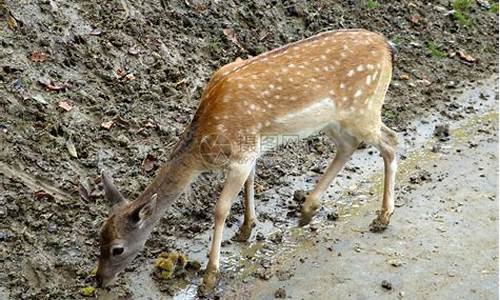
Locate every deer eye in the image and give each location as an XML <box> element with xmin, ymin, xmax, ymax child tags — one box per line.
<box><xmin>111</xmin><ymin>246</ymin><xmax>124</xmax><ymax>256</ymax></box>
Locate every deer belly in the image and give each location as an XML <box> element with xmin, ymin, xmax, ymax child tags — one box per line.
<box><xmin>271</xmin><ymin>96</ymin><xmax>337</xmax><ymax>138</ymax></box>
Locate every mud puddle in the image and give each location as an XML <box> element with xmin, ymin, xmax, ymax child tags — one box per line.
<box><xmin>96</xmin><ymin>76</ymin><xmax>499</xmax><ymax>299</ymax></box>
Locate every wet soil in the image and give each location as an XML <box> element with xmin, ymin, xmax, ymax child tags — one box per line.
<box><xmin>0</xmin><ymin>0</ymin><xmax>498</xmax><ymax>299</ymax></box>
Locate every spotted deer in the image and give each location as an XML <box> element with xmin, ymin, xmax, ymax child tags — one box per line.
<box><xmin>95</xmin><ymin>29</ymin><xmax>398</xmax><ymax>290</ymax></box>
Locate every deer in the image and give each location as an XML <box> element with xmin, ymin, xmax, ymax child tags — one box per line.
<box><xmin>95</xmin><ymin>29</ymin><xmax>398</xmax><ymax>291</ymax></box>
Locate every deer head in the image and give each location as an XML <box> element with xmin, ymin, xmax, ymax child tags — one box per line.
<box><xmin>95</xmin><ymin>171</ymin><xmax>158</xmax><ymax>287</ymax></box>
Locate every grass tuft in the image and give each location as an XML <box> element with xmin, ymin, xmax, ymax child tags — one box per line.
<box><xmin>367</xmin><ymin>0</ymin><xmax>381</xmax><ymax>10</ymax></box>
<box><xmin>427</xmin><ymin>41</ymin><xmax>447</xmax><ymax>58</ymax></box>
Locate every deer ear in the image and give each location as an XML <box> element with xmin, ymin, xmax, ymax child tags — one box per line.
<box><xmin>101</xmin><ymin>170</ymin><xmax>126</xmax><ymax>206</ymax></box>
<box><xmin>130</xmin><ymin>194</ymin><xmax>157</xmax><ymax>226</ymax></box>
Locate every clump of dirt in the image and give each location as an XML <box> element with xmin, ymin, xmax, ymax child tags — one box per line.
<box><xmin>0</xmin><ymin>0</ymin><xmax>498</xmax><ymax>298</ymax></box>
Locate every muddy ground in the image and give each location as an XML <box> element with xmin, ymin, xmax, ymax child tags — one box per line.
<box><xmin>0</xmin><ymin>0</ymin><xmax>498</xmax><ymax>299</ymax></box>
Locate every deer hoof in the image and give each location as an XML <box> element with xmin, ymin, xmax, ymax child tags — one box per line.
<box><xmin>231</xmin><ymin>223</ymin><xmax>255</xmax><ymax>242</ymax></box>
<box><xmin>369</xmin><ymin>211</ymin><xmax>392</xmax><ymax>232</ymax></box>
<box><xmin>299</xmin><ymin>207</ymin><xmax>318</xmax><ymax>226</ymax></box>
<box><xmin>199</xmin><ymin>268</ymin><xmax>219</xmax><ymax>295</ymax></box>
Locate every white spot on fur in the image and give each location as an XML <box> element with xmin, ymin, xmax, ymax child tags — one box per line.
<box><xmin>366</xmin><ymin>75</ymin><xmax>372</xmax><ymax>85</ymax></box>
<box><xmin>347</xmin><ymin>69</ymin><xmax>354</xmax><ymax>77</ymax></box>
<box><xmin>357</xmin><ymin>65</ymin><xmax>365</xmax><ymax>72</ymax></box>
<box><xmin>354</xmin><ymin>89</ymin><xmax>363</xmax><ymax>98</ymax></box>
<box><xmin>340</xmin><ymin>83</ymin><xmax>346</xmax><ymax>89</ymax></box>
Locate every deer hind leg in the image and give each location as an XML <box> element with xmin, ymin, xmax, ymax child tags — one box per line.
<box><xmin>232</xmin><ymin>165</ymin><xmax>256</xmax><ymax>242</ymax></box>
<box><xmin>370</xmin><ymin>124</ymin><xmax>398</xmax><ymax>232</ymax></box>
<box><xmin>300</xmin><ymin>125</ymin><xmax>360</xmax><ymax>226</ymax></box>
<box><xmin>202</xmin><ymin>160</ymin><xmax>255</xmax><ymax>291</ymax></box>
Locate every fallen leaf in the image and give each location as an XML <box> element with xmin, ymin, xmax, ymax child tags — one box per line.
<box><xmin>31</xmin><ymin>94</ymin><xmax>48</xmax><ymax>105</ymax></box>
<box><xmin>116</xmin><ymin>68</ymin><xmax>126</xmax><ymax>78</ymax></box>
<box><xmin>90</xmin><ymin>28</ymin><xmax>103</xmax><ymax>36</ymax></box>
<box><xmin>112</xmin><ymin>115</ymin><xmax>129</xmax><ymax>126</ymax></box>
<box><xmin>31</xmin><ymin>51</ymin><xmax>48</xmax><ymax>62</ymax></box>
<box><xmin>458</xmin><ymin>50</ymin><xmax>476</xmax><ymax>63</ymax></box>
<box><xmin>66</xmin><ymin>139</ymin><xmax>78</xmax><ymax>158</ymax></box>
<box><xmin>79</xmin><ymin>180</ymin><xmax>91</xmax><ymax>202</ymax></box>
<box><xmin>399</xmin><ymin>74</ymin><xmax>410</xmax><ymax>80</ymax></box>
<box><xmin>34</xmin><ymin>190</ymin><xmax>54</xmax><ymax>200</ymax></box>
<box><xmin>101</xmin><ymin>120</ymin><xmax>115</xmax><ymax>130</ymax></box>
<box><xmin>409</xmin><ymin>14</ymin><xmax>422</xmax><ymax>24</ymax></box>
<box><xmin>128</xmin><ymin>45</ymin><xmax>140</xmax><ymax>55</ymax></box>
<box><xmin>142</xmin><ymin>154</ymin><xmax>157</xmax><ymax>173</ymax></box>
<box><xmin>144</xmin><ymin>121</ymin><xmax>157</xmax><ymax>128</ymax></box>
<box><xmin>223</xmin><ymin>28</ymin><xmax>246</xmax><ymax>51</ymax></box>
<box><xmin>58</xmin><ymin>101</ymin><xmax>72</xmax><ymax>112</ymax></box>
<box><xmin>7</xmin><ymin>13</ymin><xmax>18</xmax><ymax>30</ymax></box>
<box><xmin>125</xmin><ymin>73</ymin><xmax>136</xmax><ymax>81</ymax></box>
<box><xmin>38</xmin><ymin>78</ymin><xmax>69</xmax><ymax>92</ymax></box>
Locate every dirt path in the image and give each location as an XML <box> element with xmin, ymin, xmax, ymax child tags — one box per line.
<box><xmin>218</xmin><ymin>79</ymin><xmax>499</xmax><ymax>300</ymax></box>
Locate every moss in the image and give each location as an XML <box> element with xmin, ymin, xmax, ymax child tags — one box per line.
<box><xmin>80</xmin><ymin>286</ymin><xmax>95</xmax><ymax>297</ymax></box>
<box><xmin>155</xmin><ymin>257</ymin><xmax>175</xmax><ymax>272</ymax></box>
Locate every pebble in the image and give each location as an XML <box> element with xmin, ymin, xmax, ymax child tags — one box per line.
<box><xmin>274</xmin><ymin>287</ymin><xmax>286</xmax><ymax>298</ymax></box>
<box><xmin>381</xmin><ymin>280</ymin><xmax>392</xmax><ymax>290</ymax></box>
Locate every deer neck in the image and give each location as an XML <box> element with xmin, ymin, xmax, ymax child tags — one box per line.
<box><xmin>133</xmin><ymin>147</ymin><xmax>199</xmax><ymax>221</ymax></box>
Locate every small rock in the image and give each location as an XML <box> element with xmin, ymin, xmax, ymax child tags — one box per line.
<box><xmin>274</xmin><ymin>287</ymin><xmax>286</xmax><ymax>298</ymax></box>
<box><xmin>293</xmin><ymin>190</ymin><xmax>307</xmax><ymax>203</ymax></box>
<box><xmin>327</xmin><ymin>211</ymin><xmax>339</xmax><ymax>221</ymax></box>
<box><xmin>381</xmin><ymin>280</ymin><xmax>392</xmax><ymax>290</ymax></box>
<box><xmin>256</xmin><ymin>232</ymin><xmax>265</xmax><ymax>241</ymax></box>
<box><xmin>434</xmin><ymin>124</ymin><xmax>450</xmax><ymax>141</ymax></box>
<box><xmin>47</xmin><ymin>223</ymin><xmax>58</xmax><ymax>233</ymax></box>
<box><xmin>388</xmin><ymin>259</ymin><xmax>402</xmax><ymax>267</ymax></box>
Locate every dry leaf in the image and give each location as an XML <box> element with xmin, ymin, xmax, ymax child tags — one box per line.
<box><xmin>142</xmin><ymin>154</ymin><xmax>157</xmax><ymax>173</ymax></box>
<box><xmin>38</xmin><ymin>78</ymin><xmax>69</xmax><ymax>92</ymax></box>
<box><xmin>458</xmin><ymin>50</ymin><xmax>476</xmax><ymax>63</ymax></box>
<box><xmin>410</xmin><ymin>15</ymin><xmax>422</xmax><ymax>24</ymax></box>
<box><xmin>125</xmin><ymin>73</ymin><xmax>136</xmax><ymax>81</ymax></box>
<box><xmin>90</xmin><ymin>28</ymin><xmax>103</xmax><ymax>36</ymax></box>
<box><xmin>223</xmin><ymin>28</ymin><xmax>246</xmax><ymax>51</ymax></box>
<box><xmin>7</xmin><ymin>13</ymin><xmax>18</xmax><ymax>30</ymax></box>
<box><xmin>66</xmin><ymin>139</ymin><xmax>78</xmax><ymax>158</ymax></box>
<box><xmin>399</xmin><ymin>74</ymin><xmax>410</xmax><ymax>80</ymax></box>
<box><xmin>101</xmin><ymin>120</ymin><xmax>115</xmax><ymax>130</ymax></box>
<box><xmin>128</xmin><ymin>45</ymin><xmax>140</xmax><ymax>55</ymax></box>
<box><xmin>58</xmin><ymin>101</ymin><xmax>72</xmax><ymax>112</ymax></box>
<box><xmin>116</xmin><ymin>68</ymin><xmax>126</xmax><ymax>78</ymax></box>
<box><xmin>34</xmin><ymin>190</ymin><xmax>54</xmax><ymax>200</ymax></box>
<box><xmin>31</xmin><ymin>51</ymin><xmax>48</xmax><ymax>62</ymax></box>
<box><xmin>79</xmin><ymin>181</ymin><xmax>91</xmax><ymax>202</ymax></box>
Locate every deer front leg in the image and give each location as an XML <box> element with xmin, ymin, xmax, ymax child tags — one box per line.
<box><xmin>300</xmin><ymin>129</ymin><xmax>359</xmax><ymax>226</ymax></box>
<box><xmin>232</xmin><ymin>166</ymin><xmax>256</xmax><ymax>242</ymax></box>
<box><xmin>370</xmin><ymin>125</ymin><xmax>398</xmax><ymax>232</ymax></box>
<box><xmin>202</xmin><ymin>162</ymin><xmax>254</xmax><ymax>291</ymax></box>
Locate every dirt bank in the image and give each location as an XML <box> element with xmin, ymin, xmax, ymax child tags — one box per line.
<box><xmin>0</xmin><ymin>0</ymin><xmax>498</xmax><ymax>299</ymax></box>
